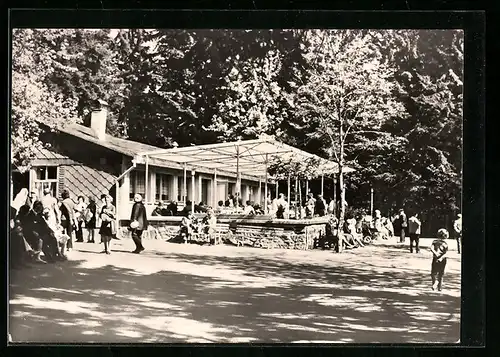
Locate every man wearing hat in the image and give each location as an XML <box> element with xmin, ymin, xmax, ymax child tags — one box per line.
<box><xmin>453</xmin><ymin>213</ymin><xmax>462</xmax><ymax>254</ymax></box>
<box><xmin>129</xmin><ymin>193</ymin><xmax>148</xmax><ymax>253</ymax></box>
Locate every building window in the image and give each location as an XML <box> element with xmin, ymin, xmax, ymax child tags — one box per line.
<box><xmin>33</xmin><ymin>166</ymin><xmax>58</xmax><ymax>198</ymax></box>
<box><xmin>155</xmin><ymin>173</ymin><xmax>170</xmax><ymax>202</ymax></box>
<box><xmin>129</xmin><ymin>170</ymin><xmax>145</xmax><ymax>200</ymax></box>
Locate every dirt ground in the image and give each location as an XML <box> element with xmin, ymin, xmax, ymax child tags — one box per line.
<box><xmin>9</xmin><ymin>237</ymin><xmax>461</xmax><ymax>344</ymax></box>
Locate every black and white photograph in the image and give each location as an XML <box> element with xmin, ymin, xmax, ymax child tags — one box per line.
<box><xmin>9</xmin><ymin>24</ymin><xmax>466</xmax><ymax>344</ymax></box>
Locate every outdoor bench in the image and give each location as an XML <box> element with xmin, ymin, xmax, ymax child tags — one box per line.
<box><xmin>187</xmin><ymin>223</ymin><xmax>230</xmax><ymax>245</ymax></box>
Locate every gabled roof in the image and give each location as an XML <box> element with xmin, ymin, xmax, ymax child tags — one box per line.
<box><xmin>58</xmin><ymin>123</ymin><xmax>159</xmax><ymax>158</ymax></box>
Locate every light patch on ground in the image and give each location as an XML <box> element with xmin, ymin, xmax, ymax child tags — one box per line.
<box><xmin>227</xmin><ymin>336</ymin><xmax>259</xmax><ymax>343</ymax></box>
<box><xmin>205</xmin><ymin>301</ymin><xmax>247</xmax><ymax>307</ymax></box>
<box><xmin>10</xmin><ymin>296</ymin><xmax>103</xmax><ymax>317</ymax></box>
<box><xmin>35</xmin><ymin>287</ymin><xmax>84</xmax><ymax>295</ymax></box>
<box><xmin>116</xmin><ymin>329</ymin><xmax>143</xmax><ymax>338</ymax></box>
<box><xmin>406</xmin><ymin>311</ymin><xmax>459</xmax><ymax>321</ymax></box>
<box><xmin>81</xmin><ymin>330</ymin><xmax>100</xmax><ymax>335</ymax></box>
<box><xmin>9</xmin><ymin>241</ymin><xmax>461</xmax><ymax>343</ymax></box>
<box><xmin>342</xmin><ymin>323</ymin><xmax>407</xmax><ymax>332</ymax></box>
<box><xmin>273</xmin><ymin>322</ymin><xmax>326</xmax><ymax>333</ymax></box>
<box><xmin>260</xmin><ymin>313</ymin><xmax>320</xmax><ymax>320</ymax></box>
<box><xmin>136</xmin><ymin>300</ymin><xmax>183</xmax><ymax>310</ymax></box>
<box><xmin>303</xmin><ymin>294</ymin><xmax>371</xmax><ymax>307</ymax></box>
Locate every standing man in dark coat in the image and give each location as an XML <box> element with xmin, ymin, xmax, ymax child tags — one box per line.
<box><xmin>397</xmin><ymin>208</ymin><xmax>408</xmax><ymax>244</ymax></box>
<box><xmin>130</xmin><ymin>193</ymin><xmax>148</xmax><ymax>254</ymax></box>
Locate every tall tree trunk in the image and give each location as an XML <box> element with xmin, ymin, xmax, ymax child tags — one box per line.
<box><xmin>338</xmin><ymin>124</ymin><xmax>345</xmax><ymax>253</ymax></box>
<box><xmin>294</xmin><ymin>176</ymin><xmax>298</xmax><ymax>219</ymax></box>
<box><xmin>298</xmin><ymin>179</ymin><xmax>302</xmax><ymax>219</ymax></box>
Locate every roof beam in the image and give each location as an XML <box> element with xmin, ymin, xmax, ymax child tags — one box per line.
<box><xmin>137</xmin><ymin>138</ymin><xmax>267</xmax><ymax>156</ymax></box>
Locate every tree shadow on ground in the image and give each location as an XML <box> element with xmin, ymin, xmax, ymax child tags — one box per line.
<box><xmin>9</xmin><ymin>247</ymin><xmax>460</xmax><ymax>344</ymax></box>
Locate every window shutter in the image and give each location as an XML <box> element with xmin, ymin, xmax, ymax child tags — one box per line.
<box><xmin>58</xmin><ymin>166</ymin><xmax>65</xmax><ymax>198</ymax></box>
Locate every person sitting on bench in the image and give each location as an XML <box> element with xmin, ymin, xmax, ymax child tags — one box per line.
<box><xmin>201</xmin><ymin>208</ymin><xmax>218</xmax><ymax>244</ymax></box>
<box><xmin>43</xmin><ymin>208</ymin><xmax>69</xmax><ymax>259</ymax></box>
<box><xmin>180</xmin><ymin>212</ymin><xmax>196</xmax><ymax>243</ymax></box>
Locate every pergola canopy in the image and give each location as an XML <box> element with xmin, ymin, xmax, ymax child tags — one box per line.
<box><xmin>136</xmin><ymin>137</ymin><xmax>354</xmax><ymax>179</ymax></box>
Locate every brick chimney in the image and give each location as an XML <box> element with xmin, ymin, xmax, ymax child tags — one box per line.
<box><xmin>90</xmin><ymin>99</ymin><xmax>108</xmax><ymax>141</ymax></box>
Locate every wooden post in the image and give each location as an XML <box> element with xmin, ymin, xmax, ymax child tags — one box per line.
<box><xmin>305</xmin><ymin>179</ymin><xmax>309</xmax><ymax>197</ymax></box>
<box><xmin>298</xmin><ymin>179</ymin><xmax>302</xmax><ymax>219</ymax></box>
<box><xmin>258</xmin><ymin>177</ymin><xmax>262</xmax><ymax>206</ymax></box>
<box><xmin>333</xmin><ymin>175</ymin><xmax>337</xmax><ymax>216</ymax></box>
<box><xmin>321</xmin><ymin>175</ymin><xmax>324</xmax><ymax>196</ymax></box>
<box><xmin>213</xmin><ymin>168</ymin><xmax>217</xmax><ymax>208</ymax></box>
<box><xmin>236</xmin><ymin>143</ymin><xmax>240</xmax><ymax>208</ymax></box>
<box><xmin>183</xmin><ymin>163</ymin><xmax>187</xmax><ymax>204</ymax></box>
<box><xmin>264</xmin><ymin>154</ymin><xmax>268</xmax><ymax>213</ymax></box>
<box><xmin>191</xmin><ymin>170</ymin><xmax>195</xmax><ymax>215</ymax></box>
<box><xmin>115</xmin><ymin>180</ymin><xmax>120</xmax><ymax>238</ymax></box>
<box><xmin>198</xmin><ymin>174</ymin><xmax>202</xmax><ymax>204</ymax></box>
<box><xmin>370</xmin><ymin>187</ymin><xmax>374</xmax><ymax>218</ymax></box>
<box><xmin>145</xmin><ymin>155</ymin><xmax>149</xmax><ymax>205</ymax></box>
<box><xmin>275</xmin><ymin>180</ymin><xmax>279</xmax><ymax>199</ymax></box>
<box><xmin>287</xmin><ymin>175</ymin><xmax>291</xmax><ymax>219</ymax></box>
<box><xmin>294</xmin><ymin>176</ymin><xmax>299</xmax><ymax>219</ymax></box>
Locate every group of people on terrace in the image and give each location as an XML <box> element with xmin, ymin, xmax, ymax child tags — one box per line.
<box><xmin>10</xmin><ymin>186</ymin><xmax>150</xmax><ymax>268</ymax></box>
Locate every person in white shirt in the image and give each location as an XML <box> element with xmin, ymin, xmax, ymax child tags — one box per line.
<box><xmin>243</xmin><ymin>201</ymin><xmax>255</xmax><ymax>215</ymax></box>
<box><xmin>202</xmin><ymin>209</ymin><xmax>218</xmax><ymax>236</ymax></box>
<box><xmin>41</xmin><ymin>187</ymin><xmax>60</xmax><ymax>227</ymax></box>
<box><xmin>305</xmin><ymin>193</ymin><xmax>316</xmax><ymax>218</ymax></box>
<box><xmin>275</xmin><ymin>193</ymin><xmax>288</xmax><ymax>219</ymax></box>
<box><xmin>408</xmin><ymin>212</ymin><xmax>422</xmax><ymax>253</ymax></box>
<box><xmin>382</xmin><ymin>217</ymin><xmax>394</xmax><ymax>238</ymax></box>
<box><xmin>327</xmin><ymin>199</ymin><xmax>336</xmax><ymax>215</ymax></box>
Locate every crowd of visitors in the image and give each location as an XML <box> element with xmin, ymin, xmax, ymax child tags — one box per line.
<box><xmin>11</xmin><ymin>184</ymin><xmax>461</xmax><ymax>291</ymax></box>
<box><xmin>9</xmin><ymin>186</ymin><xmax>127</xmax><ymax>267</ymax></box>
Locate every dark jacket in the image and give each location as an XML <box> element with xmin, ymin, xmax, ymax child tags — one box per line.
<box><xmin>60</xmin><ymin>198</ymin><xmax>75</xmax><ymax>223</ymax></box>
<box><xmin>86</xmin><ymin>201</ymin><xmax>97</xmax><ymax>228</ymax></box>
<box><xmin>130</xmin><ymin>202</ymin><xmax>148</xmax><ymax>231</ymax></box>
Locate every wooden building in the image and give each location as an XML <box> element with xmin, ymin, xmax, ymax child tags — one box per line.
<box><xmin>11</xmin><ymin>101</ymin><xmax>348</xmax><ymax>230</ymax></box>
<box><xmin>11</xmin><ymin>101</ymin><xmax>270</xmax><ymax>221</ymax></box>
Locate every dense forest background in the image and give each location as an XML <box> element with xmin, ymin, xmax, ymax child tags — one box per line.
<box><xmin>11</xmin><ymin>29</ymin><xmax>463</xmax><ymax>234</ymax></box>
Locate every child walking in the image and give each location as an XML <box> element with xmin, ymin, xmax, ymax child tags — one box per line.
<box><xmin>430</xmin><ymin>228</ymin><xmax>449</xmax><ymax>291</ymax></box>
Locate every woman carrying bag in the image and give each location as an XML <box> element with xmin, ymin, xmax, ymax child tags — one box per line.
<box><xmin>99</xmin><ymin>195</ymin><xmax>116</xmax><ymax>255</ymax></box>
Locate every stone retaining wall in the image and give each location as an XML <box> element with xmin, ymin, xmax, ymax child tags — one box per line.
<box><xmin>118</xmin><ymin>215</ymin><xmax>327</xmax><ymax>250</ymax></box>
